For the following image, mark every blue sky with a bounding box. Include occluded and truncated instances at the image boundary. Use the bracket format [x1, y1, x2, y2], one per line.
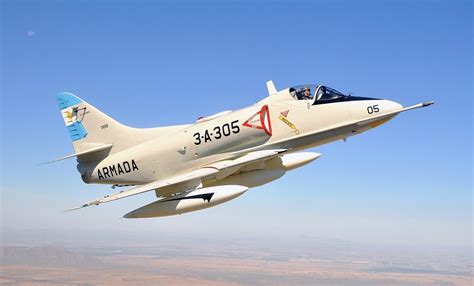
[1, 1, 472, 247]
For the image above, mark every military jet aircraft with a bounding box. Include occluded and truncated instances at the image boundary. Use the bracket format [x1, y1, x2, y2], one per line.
[54, 81, 433, 218]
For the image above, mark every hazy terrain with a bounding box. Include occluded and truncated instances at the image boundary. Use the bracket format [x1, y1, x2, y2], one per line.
[0, 228, 471, 285]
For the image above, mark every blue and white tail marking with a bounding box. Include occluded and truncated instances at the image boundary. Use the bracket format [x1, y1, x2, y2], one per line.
[56, 92, 88, 141]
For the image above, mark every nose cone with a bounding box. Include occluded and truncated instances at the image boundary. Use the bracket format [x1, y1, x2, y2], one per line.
[363, 100, 403, 129]
[385, 100, 403, 112]
[350, 99, 402, 122]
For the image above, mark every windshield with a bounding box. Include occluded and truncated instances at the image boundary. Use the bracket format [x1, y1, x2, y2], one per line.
[315, 86, 346, 101]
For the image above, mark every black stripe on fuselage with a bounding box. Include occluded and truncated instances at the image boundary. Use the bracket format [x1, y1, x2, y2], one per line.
[312, 96, 380, 106]
[164, 193, 214, 203]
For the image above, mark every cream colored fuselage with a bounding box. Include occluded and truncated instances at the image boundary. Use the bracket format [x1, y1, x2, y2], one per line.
[83, 89, 401, 186]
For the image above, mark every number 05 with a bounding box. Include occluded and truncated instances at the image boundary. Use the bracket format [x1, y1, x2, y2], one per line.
[367, 104, 379, 114]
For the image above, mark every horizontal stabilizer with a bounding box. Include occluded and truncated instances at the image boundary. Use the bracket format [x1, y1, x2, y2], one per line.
[40, 144, 113, 165]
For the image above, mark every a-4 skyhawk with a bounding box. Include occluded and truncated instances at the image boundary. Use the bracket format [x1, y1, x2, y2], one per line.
[52, 81, 433, 218]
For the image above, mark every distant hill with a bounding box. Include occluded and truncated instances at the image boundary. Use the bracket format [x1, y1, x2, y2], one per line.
[0, 246, 103, 267]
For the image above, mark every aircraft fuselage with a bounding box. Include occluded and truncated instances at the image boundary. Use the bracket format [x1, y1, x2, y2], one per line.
[80, 91, 400, 186]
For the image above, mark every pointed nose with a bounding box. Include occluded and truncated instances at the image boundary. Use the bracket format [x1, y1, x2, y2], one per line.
[385, 100, 403, 112]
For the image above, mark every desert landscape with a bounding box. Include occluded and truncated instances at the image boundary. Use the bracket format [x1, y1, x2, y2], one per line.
[1, 228, 471, 285]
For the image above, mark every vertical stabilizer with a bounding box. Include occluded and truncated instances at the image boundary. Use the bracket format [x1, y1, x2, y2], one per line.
[56, 92, 184, 158]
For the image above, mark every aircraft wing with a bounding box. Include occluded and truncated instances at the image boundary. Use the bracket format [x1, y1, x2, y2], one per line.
[65, 149, 287, 211]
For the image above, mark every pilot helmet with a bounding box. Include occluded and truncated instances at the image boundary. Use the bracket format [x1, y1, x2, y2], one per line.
[301, 86, 311, 96]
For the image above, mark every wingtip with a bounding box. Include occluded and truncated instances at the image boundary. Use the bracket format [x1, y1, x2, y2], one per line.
[63, 199, 102, 212]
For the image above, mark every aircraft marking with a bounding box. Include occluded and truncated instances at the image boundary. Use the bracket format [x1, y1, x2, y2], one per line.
[193, 120, 240, 145]
[98, 159, 139, 180]
[278, 112, 300, 135]
[164, 193, 214, 203]
[242, 105, 272, 136]
[367, 104, 380, 114]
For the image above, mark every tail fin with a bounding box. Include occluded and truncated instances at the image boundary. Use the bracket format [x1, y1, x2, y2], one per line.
[57, 92, 133, 154]
[56, 92, 174, 158]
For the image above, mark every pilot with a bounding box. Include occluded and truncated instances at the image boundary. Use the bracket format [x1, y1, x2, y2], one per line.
[300, 87, 312, 100]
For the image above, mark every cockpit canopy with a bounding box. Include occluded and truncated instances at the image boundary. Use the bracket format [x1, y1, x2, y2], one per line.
[289, 84, 348, 104]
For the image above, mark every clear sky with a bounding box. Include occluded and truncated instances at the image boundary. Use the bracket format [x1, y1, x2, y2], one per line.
[1, 1, 472, 248]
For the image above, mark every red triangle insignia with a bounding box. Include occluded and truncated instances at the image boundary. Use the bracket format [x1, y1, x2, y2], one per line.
[242, 105, 272, 136]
